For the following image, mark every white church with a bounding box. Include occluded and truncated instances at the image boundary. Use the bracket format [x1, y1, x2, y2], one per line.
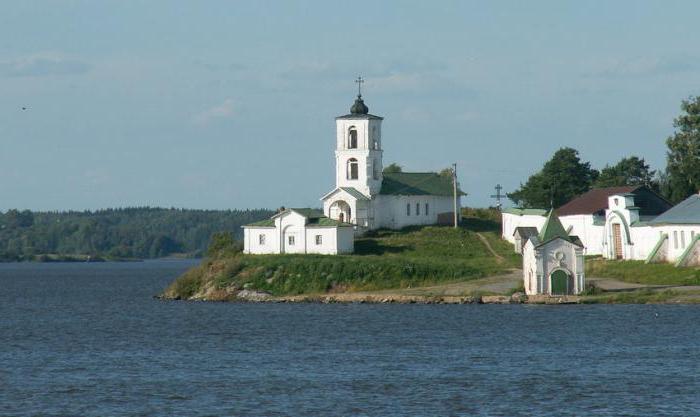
[243, 85, 463, 255]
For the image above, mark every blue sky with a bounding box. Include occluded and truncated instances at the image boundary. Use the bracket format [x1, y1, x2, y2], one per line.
[1, 1, 699, 210]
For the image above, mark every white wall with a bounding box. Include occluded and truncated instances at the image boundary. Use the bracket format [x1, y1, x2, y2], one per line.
[243, 211, 355, 255]
[559, 215, 604, 255]
[652, 226, 700, 261]
[373, 194, 458, 229]
[243, 227, 278, 254]
[335, 118, 383, 197]
[502, 213, 547, 243]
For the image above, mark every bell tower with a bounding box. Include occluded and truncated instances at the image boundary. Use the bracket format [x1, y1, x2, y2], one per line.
[334, 77, 384, 197]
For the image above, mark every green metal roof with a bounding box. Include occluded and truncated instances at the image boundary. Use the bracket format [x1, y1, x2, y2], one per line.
[379, 172, 465, 196]
[531, 210, 584, 248]
[244, 208, 352, 228]
[503, 208, 548, 216]
[288, 208, 324, 219]
[538, 210, 569, 242]
[339, 187, 370, 200]
[243, 219, 275, 227]
[307, 217, 353, 227]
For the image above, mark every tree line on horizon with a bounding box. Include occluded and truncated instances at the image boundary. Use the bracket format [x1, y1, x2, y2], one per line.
[508, 96, 700, 208]
[0, 207, 273, 261]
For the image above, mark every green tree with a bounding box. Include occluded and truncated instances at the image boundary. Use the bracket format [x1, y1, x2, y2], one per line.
[594, 156, 657, 189]
[383, 163, 402, 173]
[508, 147, 598, 208]
[207, 231, 240, 257]
[665, 96, 700, 203]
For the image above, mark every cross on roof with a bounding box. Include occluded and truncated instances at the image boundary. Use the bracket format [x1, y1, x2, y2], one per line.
[490, 184, 506, 210]
[355, 76, 364, 96]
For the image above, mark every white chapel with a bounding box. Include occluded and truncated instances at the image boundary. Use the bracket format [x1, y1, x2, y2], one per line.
[243, 85, 463, 255]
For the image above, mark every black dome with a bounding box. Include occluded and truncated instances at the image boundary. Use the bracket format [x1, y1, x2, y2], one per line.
[350, 95, 369, 114]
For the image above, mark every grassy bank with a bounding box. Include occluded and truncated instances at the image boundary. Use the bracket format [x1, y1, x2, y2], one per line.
[163, 225, 518, 300]
[587, 258, 700, 286]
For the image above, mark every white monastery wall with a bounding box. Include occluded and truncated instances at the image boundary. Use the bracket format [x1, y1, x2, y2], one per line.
[502, 213, 546, 243]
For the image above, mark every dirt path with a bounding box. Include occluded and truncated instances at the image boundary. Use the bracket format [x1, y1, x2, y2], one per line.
[476, 232, 505, 263]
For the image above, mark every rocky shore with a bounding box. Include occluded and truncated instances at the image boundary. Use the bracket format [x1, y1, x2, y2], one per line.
[159, 288, 582, 305]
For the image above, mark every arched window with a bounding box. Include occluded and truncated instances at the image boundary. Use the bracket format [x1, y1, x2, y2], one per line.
[372, 159, 380, 180]
[347, 158, 359, 180]
[348, 127, 358, 149]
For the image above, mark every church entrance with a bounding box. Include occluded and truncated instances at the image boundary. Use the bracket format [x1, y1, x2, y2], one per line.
[612, 224, 623, 260]
[330, 200, 352, 224]
[550, 270, 571, 295]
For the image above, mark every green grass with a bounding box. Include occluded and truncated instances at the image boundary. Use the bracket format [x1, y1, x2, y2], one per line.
[587, 258, 700, 286]
[582, 288, 682, 304]
[164, 225, 518, 298]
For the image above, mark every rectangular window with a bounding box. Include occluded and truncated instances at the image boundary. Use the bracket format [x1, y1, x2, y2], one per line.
[681, 231, 686, 249]
[416, 203, 420, 216]
[674, 231, 679, 249]
[259, 234, 265, 245]
[406, 203, 411, 216]
[315, 235, 322, 245]
[288, 236, 295, 246]
[425, 203, 429, 216]
[693, 231, 697, 240]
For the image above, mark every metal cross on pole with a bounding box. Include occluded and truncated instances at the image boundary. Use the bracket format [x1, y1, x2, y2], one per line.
[355, 76, 364, 96]
[490, 184, 506, 210]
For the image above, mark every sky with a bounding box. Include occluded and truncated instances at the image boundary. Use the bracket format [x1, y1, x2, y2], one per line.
[1, 1, 700, 211]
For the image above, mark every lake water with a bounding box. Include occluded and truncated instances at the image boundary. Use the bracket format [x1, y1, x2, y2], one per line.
[2, 260, 700, 416]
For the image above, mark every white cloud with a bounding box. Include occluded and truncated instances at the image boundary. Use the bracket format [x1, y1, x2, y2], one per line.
[193, 98, 236, 125]
[0, 52, 90, 77]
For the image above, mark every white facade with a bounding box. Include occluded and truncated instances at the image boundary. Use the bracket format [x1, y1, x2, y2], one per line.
[523, 238, 585, 296]
[521, 211, 585, 296]
[243, 209, 354, 255]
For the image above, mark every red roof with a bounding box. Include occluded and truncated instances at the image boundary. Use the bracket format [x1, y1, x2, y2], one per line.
[556, 186, 639, 216]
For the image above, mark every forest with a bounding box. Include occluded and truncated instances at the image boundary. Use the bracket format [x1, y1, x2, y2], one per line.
[0, 208, 273, 261]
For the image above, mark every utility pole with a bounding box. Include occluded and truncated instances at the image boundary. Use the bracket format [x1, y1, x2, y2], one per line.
[452, 163, 458, 228]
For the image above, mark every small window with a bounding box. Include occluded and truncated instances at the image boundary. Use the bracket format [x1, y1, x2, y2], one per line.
[259, 234, 265, 245]
[315, 235, 322, 245]
[406, 203, 411, 216]
[372, 159, 380, 180]
[288, 236, 295, 246]
[673, 231, 678, 249]
[425, 203, 429, 216]
[681, 231, 686, 248]
[614, 198, 619, 206]
[416, 203, 420, 216]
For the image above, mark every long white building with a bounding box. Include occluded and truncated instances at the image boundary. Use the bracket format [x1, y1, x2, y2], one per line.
[503, 186, 700, 266]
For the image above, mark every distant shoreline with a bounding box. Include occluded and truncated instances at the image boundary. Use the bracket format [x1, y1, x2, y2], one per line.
[0, 254, 200, 263]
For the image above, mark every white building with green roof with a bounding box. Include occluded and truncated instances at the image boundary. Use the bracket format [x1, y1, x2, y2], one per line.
[243, 88, 463, 255]
[522, 210, 585, 296]
[242, 208, 354, 255]
[321, 92, 464, 232]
